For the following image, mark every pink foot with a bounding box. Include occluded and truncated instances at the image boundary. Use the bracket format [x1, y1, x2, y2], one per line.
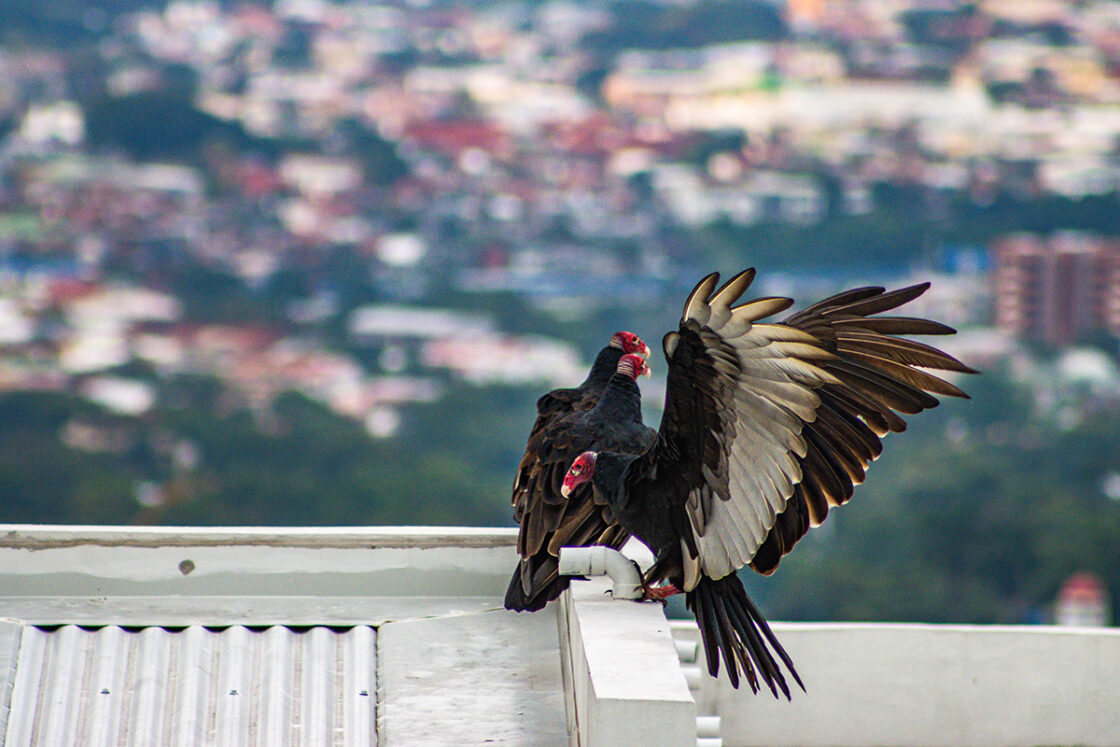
[642, 583, 680, 601]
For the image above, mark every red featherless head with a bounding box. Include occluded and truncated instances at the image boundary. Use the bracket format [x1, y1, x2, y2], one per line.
[561, 451, 598, 498]
[617, 353, 651, 380]
[610, 331, 650, 358]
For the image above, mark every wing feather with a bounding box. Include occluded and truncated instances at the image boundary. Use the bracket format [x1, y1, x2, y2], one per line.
[836, 332, 976, 372]
[794, 286, 884, 316]
[683, 272, 720, 325]
[820, 282, 931, 318]
[708, 269, 757, 329]
[632, 272, 973, 584]
[837, 316, 957, 336]
[797, 457, 835, 525]
[840, 350, 971, 398]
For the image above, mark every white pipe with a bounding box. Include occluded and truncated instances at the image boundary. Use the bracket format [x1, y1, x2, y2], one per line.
[681, 666, 702, 691]
[675, 638, 698, 664]
[557, 546, 643, 600]
[696, 716, 721, 738]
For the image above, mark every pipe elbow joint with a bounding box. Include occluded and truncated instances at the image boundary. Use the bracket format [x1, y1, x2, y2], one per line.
[557, 545, 642, 600]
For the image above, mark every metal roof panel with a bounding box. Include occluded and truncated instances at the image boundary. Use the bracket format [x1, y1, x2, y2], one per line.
[4, 625, 376, 746]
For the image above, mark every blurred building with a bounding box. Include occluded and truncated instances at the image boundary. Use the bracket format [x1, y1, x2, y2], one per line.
[993, 232, 1120, 346]
[1054, 571, 1112, 627]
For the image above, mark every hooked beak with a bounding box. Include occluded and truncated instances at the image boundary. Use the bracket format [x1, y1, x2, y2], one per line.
[638, 342, 651, 358]
[560, 483, 572, 498]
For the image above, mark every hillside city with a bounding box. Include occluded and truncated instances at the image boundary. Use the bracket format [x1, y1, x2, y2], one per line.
[0, 0, 1119, 624]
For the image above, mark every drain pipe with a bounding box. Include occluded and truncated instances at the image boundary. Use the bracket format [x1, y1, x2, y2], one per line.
[558, 546, 643, 600]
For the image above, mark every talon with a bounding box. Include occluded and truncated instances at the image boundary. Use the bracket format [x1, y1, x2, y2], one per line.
[641, 583, 680, 602]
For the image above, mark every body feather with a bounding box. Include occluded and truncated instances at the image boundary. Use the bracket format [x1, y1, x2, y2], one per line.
[506, 346, 655, 611]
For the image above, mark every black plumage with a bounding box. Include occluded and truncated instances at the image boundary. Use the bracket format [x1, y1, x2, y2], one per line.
[560, 269, 975, 696]
[505, 339, 655, 612]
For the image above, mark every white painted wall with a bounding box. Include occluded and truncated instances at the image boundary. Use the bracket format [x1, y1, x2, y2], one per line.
[674, 621, 1120, 747]
[559, 578, 696, 747]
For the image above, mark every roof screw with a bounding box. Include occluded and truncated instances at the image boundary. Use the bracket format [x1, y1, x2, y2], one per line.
[100, 688, 110, 695]
[179, 559, 195, 575]
[359, 690, 369, 697]
[228, 689, 239, 696]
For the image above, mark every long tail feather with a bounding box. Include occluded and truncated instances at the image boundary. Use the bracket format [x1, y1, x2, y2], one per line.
[685, 574, 802, 698]
[737, 590, 805, 692]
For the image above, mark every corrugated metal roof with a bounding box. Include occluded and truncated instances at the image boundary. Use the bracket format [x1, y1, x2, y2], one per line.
[0, 528, 570, 745]
[4, 624, 375, 746]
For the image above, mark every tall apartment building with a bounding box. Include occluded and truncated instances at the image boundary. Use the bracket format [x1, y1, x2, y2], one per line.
[993, 232, 1120, 346]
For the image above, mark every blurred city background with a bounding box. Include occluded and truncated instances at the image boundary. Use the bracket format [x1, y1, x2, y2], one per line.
[0, 0, 1117, 627]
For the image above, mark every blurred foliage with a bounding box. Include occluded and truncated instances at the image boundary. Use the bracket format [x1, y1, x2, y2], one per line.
[0, 392, 138, 524]
[696, 187, 1120, 271]
[332, 118, 410, 187]
[82, 94, 406, 187]
[0, 0, 141, 44]
[83, 91, 259, 163]
[0, 380, 531, 528]
[582, 0, 787, 52]
[682, 130, 748, 171]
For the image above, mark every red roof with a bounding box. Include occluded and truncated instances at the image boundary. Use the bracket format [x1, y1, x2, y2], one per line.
[48, 279, 100, 304]
[403, 120, 505, 155]
[1058, 572, 1107, 604]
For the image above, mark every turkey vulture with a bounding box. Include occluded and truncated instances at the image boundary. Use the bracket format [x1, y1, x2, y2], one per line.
[506, 351, 657, 611]
[527, 331, 649, 440]
[560, 269, 975, 697]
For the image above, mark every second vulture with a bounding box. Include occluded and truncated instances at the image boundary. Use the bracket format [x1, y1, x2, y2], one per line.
[506, 332, 653, 612]
[560, 268, 975, 698]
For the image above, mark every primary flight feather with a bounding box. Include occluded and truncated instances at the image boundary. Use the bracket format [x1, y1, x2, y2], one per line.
[560, 268, 975, 696]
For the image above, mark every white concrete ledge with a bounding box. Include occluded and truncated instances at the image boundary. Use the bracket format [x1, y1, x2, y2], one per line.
[0, 524, 517, 549]
[0, 525, 519, 621]
[673, 621, 1120, 747]
[558, 577, 695, 746]
[378, 607, 567, 745]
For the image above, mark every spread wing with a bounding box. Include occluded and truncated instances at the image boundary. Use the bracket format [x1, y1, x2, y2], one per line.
[644, 269, 973, 588]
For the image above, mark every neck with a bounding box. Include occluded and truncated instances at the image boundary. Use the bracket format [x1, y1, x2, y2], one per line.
[590, 374, 643, 423]
[592, 451, 635, 493]
[582, 346, 624, 387]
